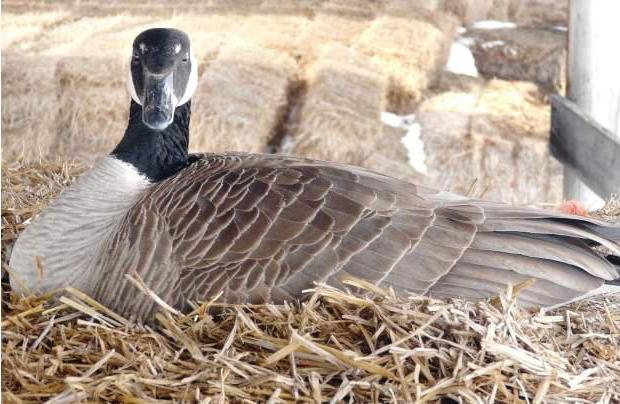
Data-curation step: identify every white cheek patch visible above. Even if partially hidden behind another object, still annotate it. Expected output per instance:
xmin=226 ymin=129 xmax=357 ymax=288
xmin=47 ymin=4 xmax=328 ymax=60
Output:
xmin=178 ymin=49 xmax=198 ymax=106
xmin=126 ymin=56 xmax=142 ymax=105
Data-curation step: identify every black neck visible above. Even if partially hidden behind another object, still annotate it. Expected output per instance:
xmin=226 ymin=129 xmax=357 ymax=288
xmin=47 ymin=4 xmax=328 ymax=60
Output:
xmin=111 ymin=100 xmax=191 ymax=182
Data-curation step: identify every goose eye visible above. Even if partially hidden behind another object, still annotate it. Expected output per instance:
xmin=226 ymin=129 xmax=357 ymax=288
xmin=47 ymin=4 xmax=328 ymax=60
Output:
xmin=182 ymin=54 xmax=189 ymax=63
xmin=132 ymin=51 xmax=140 ymax=61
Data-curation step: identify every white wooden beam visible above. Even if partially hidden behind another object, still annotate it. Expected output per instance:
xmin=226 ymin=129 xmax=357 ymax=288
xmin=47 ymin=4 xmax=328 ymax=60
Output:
xmin=565 ymin=0 xmax=620 ymax=209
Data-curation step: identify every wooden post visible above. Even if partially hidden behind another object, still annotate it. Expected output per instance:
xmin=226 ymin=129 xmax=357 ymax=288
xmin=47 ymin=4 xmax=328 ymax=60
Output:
xmin=564 ymin=0 xmax=620 ymax=209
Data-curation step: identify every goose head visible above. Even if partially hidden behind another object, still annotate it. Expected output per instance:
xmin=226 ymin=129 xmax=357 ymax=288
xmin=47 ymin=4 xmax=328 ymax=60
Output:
xmin=127 ymin=28 xmax=198 ymax=130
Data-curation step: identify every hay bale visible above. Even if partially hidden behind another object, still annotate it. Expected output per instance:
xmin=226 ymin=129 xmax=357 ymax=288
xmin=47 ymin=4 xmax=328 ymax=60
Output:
xmin=416 ymin=89 xmax=479 ymax=195
xmin=286 ymin=44 xmax=386 ymax=167
xmin=190 ymin=46 xmax=297 ymax=153
xmin=1 ymin=11 xmax=71 ymax=51
xmin=53 ymin=57 xmax=128 ymax=161
xmin=486 ymin=0 xmax=513 ymax=21
xmin=512 ymin=0 xmax=568 ymax=27
xmin=354 ymin=15 xmax=455 ymax=112
xmin=235 ymin=14 xmax=309 ymax=55
xmin=295 ymin=13 xmax=372 ymax=62
xmin=1 ymin=55 xmax=60 ymax=162
xmin=320 ymin=0 xmax=379 ymax=18
xmin=383 ymin=0 xmax=441 ymax=14
xmin=472 ymin=79 xmax=550 ymax=140
xmin=470 ymin=80 xmax=562 ymax=203
xmin=33 ymin=15 xmax=147 ymax=56
xmin=417 ymin=75 xmax=562 ymax=204
xmin=364 ymin=124 xmax=426 ymax=182
xmin=440 ymin=0 xmax=493 ymax=26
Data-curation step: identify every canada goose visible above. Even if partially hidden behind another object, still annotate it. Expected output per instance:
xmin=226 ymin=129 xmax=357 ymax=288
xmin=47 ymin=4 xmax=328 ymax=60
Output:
xmin=9 ymin=28 xmax=620 ymax=322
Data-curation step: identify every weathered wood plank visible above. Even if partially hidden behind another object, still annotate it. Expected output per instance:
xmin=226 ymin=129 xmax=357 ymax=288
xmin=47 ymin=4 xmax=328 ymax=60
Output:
xmin=550 ymin=95 xmax=620 ymax=198
xmin=564 ymin=0 xmax=620 ymax=207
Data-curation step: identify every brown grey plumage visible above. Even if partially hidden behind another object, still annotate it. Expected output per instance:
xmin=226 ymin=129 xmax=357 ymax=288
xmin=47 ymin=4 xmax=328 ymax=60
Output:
xmin=88 ymin=152 xmax=620 ymax=320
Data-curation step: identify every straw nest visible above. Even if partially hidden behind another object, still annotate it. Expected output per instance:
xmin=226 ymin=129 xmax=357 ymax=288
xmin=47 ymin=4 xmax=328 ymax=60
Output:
xmin=2 ymin=161 xmax=619 ymax=403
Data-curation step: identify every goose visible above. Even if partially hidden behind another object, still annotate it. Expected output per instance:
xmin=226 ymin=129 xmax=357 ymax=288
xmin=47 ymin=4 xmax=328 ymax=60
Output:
xmin=9 ymin=28 xmax=620 ymax=322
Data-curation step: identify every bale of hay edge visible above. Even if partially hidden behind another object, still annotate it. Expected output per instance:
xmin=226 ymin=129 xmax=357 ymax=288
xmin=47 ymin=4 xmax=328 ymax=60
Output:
xmin=1 ymin=55 xmax=61 ymax=162
xmin=417 ymin=75 xmax=562 ymax=205
xmin=190 ymin=45 xmax=297 ymax=154
xmin=53 ymin=57 xmax=128 ymax=161
xmin=287 ymin=44 xmax=386 ymax=167
xmin=354 ymin=15 xmax=456 ymax=112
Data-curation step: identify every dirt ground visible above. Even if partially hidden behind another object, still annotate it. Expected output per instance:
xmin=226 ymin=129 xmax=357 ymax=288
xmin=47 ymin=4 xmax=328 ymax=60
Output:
xmin=2 ymin=0 xmax=569 ymax=205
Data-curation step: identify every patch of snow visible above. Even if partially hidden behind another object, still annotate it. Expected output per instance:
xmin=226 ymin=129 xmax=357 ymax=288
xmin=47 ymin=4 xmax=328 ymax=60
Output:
xmin=402 ymin=122 xmax=427 ymax=175
xmin=457 ymin=37 xmax=476 ymax=47
xmin=445 ymin=42 xmax=479 ymax=77
xmin=380 ymin=111 xmax=406 ymax=128
xmin=552 ymin=26 xmax=568 ymax=32
xmin=470 ymin=20 xmax=517 ymax=30
xmin=279 ymin=134 xmax=296 ymax=155
xmin=381 ymin=112 xmax=428 ymax=175
xmin=456 ymin=26 xmax=467 ymax=35
xmin=481 ymin=40 xmax=506 ymax=49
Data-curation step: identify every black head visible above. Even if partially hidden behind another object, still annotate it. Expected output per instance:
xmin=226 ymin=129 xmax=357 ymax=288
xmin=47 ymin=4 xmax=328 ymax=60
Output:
xmin=127 ymin=28 xmax=197 ymax=130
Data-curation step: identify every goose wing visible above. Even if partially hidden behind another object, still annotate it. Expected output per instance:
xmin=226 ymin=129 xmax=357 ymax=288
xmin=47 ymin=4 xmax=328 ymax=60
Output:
xmin=93 ymin=153 xmax=620 ymax=320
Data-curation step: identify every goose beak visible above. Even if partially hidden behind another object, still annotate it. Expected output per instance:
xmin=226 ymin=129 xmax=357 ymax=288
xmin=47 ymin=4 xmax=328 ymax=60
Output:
xmin=142 ymin=71 xmax=176 ymax=130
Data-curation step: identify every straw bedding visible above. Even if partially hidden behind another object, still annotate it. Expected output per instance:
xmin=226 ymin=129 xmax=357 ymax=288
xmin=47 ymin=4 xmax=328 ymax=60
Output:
xmin=2 ymin=161 xmax=619 ymax=403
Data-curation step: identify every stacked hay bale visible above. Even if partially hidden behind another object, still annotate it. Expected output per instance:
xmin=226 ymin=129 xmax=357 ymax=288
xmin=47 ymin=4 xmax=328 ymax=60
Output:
xmin=471 ymin=79 xmax=561 ymax=203
xmin=190 ymin=46 xmax=297 ymax=153
xmin=415 ymin=81 xmax=479 ymax=195
xmin=52 ymin=57 xmax=128 ymax=161
xmin=295 ymin=13 xmax=373 ymax=63
xmin=1 ymin=55 xmax=60 ymax=162
xmin=512 ymin=0 xmax=569 ymax=27
xmin=0 ymin=11 xmax=71 ymax=50
xmin=320 ymin=0 xmax=380 ymax=18
xmin=439 ymin=0 xmax=494 ymax=26
xmin=26 ymin=15 xmax=145 ymax=57
xmin=353 ymin=14 xmax=456 ymax=112
xmin=285 ymin=44 xmax=386 ymax=167
xmin=235 ymin=14 xmax=309 ymax=55
xmin=417 ymin=73 xmax=562 ymax=205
